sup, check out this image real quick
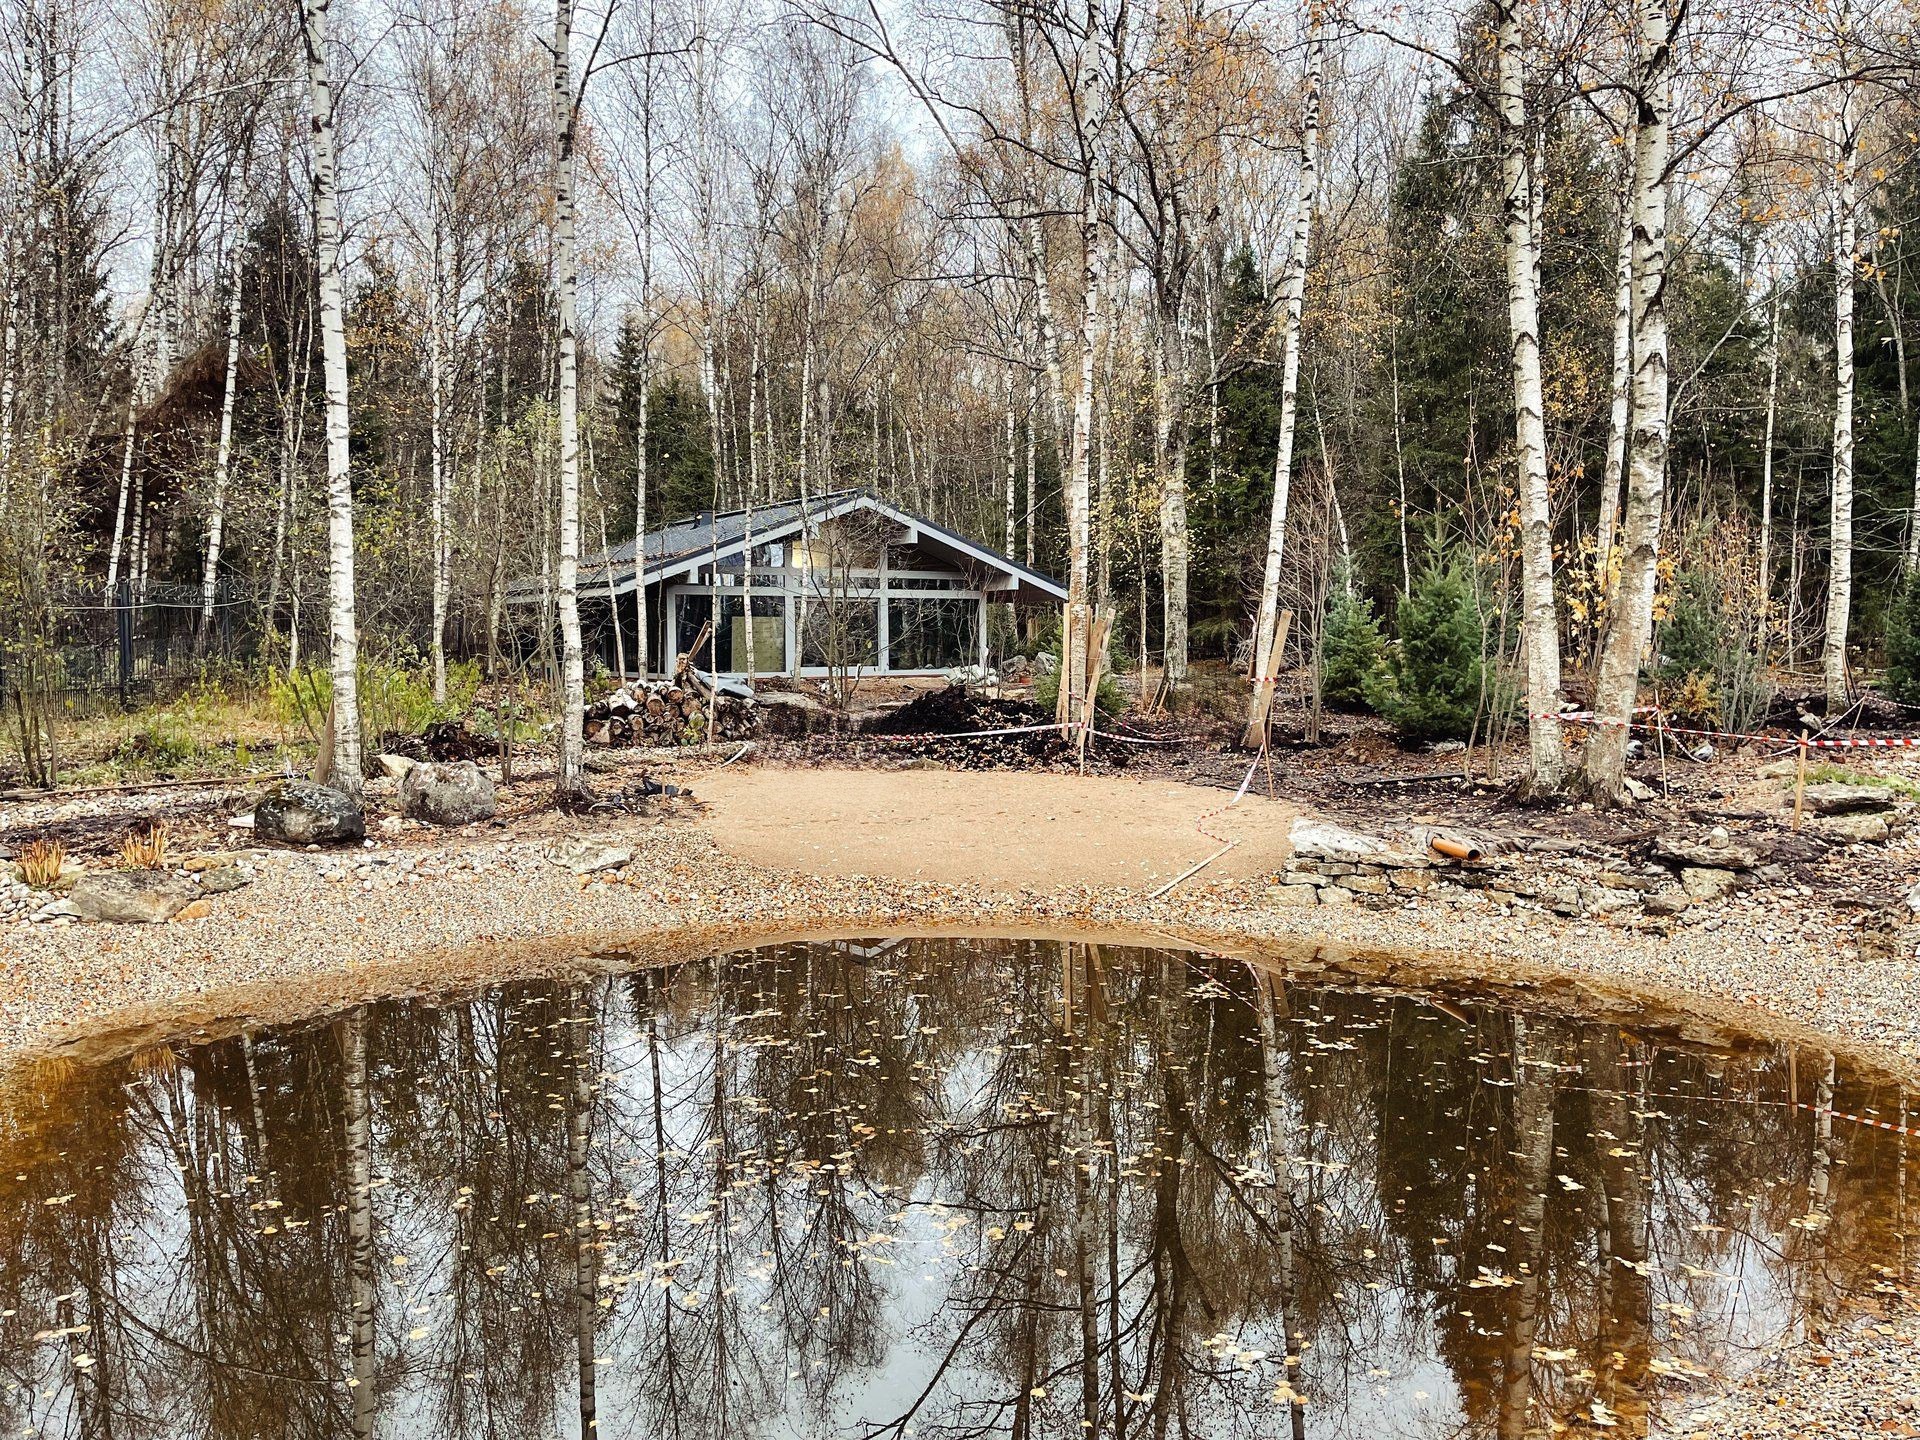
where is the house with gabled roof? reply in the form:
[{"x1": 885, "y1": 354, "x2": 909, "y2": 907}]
[{"x1": 508, "y1": 488, "x2": 1066, "y2": 679}]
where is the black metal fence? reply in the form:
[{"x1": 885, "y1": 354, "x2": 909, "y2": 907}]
[{"x1": 2, "y1": 582, "x2": 326, "y2": 712}]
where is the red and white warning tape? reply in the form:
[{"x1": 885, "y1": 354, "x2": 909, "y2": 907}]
[
  {"x1": 842, "y1": 722, "x2": 1205, "y2": 749},
  {"x1": 1796, "y1": 1101, "x2": 1917, "y2": 1137},
  {"x1": 1537, "y1": 708, "x2": 1920, "y2": 752}
]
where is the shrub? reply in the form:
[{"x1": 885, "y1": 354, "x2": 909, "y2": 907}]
[
  {"x1": 1367, "y1": 560, "x2": 1484, "y2": 742},
  {"x1": 1885, "y1": 569, "x2": 1920, "y2": 705},
  {"x1": 1320, "y1": 571, "x2": 1386, "y2": 709},
  {"x1": 1655, "y1": 564, "x2": 1771, "y2": 733},
  {"x1": 270, "y1": 658, "x2": 480, "y2": 752}
]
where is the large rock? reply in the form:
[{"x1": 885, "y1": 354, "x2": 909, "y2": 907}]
[
  {"x1": 545, "y1": 836, "x2": 633, "y2": 875},
  {"x1": 68, "y1": 870, "x2": 195, "y2": 923},
  {"x1": 255, "y1": 780, "x2": 365, "y2": 845},
  {"x1": 399, "y1": 761, "x2": 497, "y2": 826},
  {"x1": 1288, "y1": 817, "x2": 1388, "y2": 863},
  {"x1": 1679, "y1": 866, "x2": 1738, "y2": 902},
  {"x1": 1801, "y1": 782, "x2": 1897, "y2": 816},
  {"x1": 1290, "y1": 817, "x2": 1429, "y2": 870},
  {"x1": 1651, "y1": 835, "x2": 1759, "y2": 871},
  {"x1": 1811, "y1": 811, "x2": 1890, "y2": 844}
]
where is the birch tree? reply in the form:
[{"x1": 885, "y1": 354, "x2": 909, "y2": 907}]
[
  {"x1": 1577, "y1": 0, "x2": 1671, "y2": 800},
  {"x1": 299, "y1": 0, "x2": 363, "y2": 793},
  {"x1": 1822, "y1": 88, "x2": 1860, "y2": 713},
  {"x1": 1496, "y1": 0, "x2": 1562, "y2": 789},
  {"x1": 552, "y1": 0, "x2": 586, "y2": 797},
  {"x1": 1243, "y1": 18, "x2": 1321, "y2": 748}
]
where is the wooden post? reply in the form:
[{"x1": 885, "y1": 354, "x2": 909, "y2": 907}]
[
  {"x1": 1792, "y1": 731, "x2": 1809, "y2": 829},
  {"x1": 1239, "y1": 609, "x2": 1293, "y2": 751}
]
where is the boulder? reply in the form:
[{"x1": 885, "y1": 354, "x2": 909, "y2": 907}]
[
  {"x1": 1645, "y1": 888, "x2": 1691, "y2": 916},
  {"x1": 196, "y1": 865, "x2": 253, "y2": 895},
  {"x1": 1801, "y1": 782, "x2": 1897, "y2": 816},
  {"x1": 1679, "y1": 866, "x2": 1738, "y2": 902},
  {"x1": 545, "y1": 836, "x2": 634, "y2": 875},
  {"x1": 399, "y1": 761, "x2": 497, "y2": 826},
  {"x1": 1033, "y1": 651, "x2": 1059, "y2": 677},
  {"x1": 1651, "y1": 835, "x2": 1759, "y2": 871},
  {"x1": 68, "y1": 870, "x2": 196, "y2": 923},
  {"x1": 375, "y1": 753, "x2": 418, "y2": 781},
  {"x1": 1266, "y1": 883, "x2": 1320, "y2": 908},
  {"x1": 255, "y1": 781, "x2": 365, "y2": 845},
  {"x1": 1811, "y1": 811, "x2": 1890, "y2": 844},
  {"x1": 1288, "y1": 817, "x2": 1388, "y2": 863}
]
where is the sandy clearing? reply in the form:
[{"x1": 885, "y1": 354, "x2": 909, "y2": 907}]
[{"x1": 691, "y1": 765, "x2": 1298, "y2": 888}]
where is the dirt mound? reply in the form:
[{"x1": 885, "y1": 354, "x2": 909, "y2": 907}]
[
  {"x1": 378, "y1": 721, "x2": 497, "y2": 764},
  {"x1": 864, "y1": 686, "x2": 1049, "y2": 736}
]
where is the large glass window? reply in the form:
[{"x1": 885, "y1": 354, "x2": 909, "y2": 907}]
[
  {"x1": 801, "y1": 598, "x2": 879, "y2": 670},
  {"x1": 677, "y1": 593, "x2": 787, "y2": 674},
  {"x1": 888, "y1": 597, "x2": 976, "y2": 671}
]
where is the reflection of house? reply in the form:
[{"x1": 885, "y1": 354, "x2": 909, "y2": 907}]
[{"x1": 507, "y1": 489, "x2": 1066, "y2": 679}]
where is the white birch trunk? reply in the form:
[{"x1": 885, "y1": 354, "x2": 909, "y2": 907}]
[
  {"x1": 1823, "y1": 111, "x2": 1858, "y2": 712},
  {"x1": 1005, "y1": 363, "x2": 1018, "y2": 553},
  {"x1": 200, "y1": 239, "x2": 246, "y2": 627},
  {"x1": 301, "y1": 0, "x2": 363, "y2": 794},
  {"x1": 553, "y1": 0, "x2": 586, "y2": 795},
  {"x1": 1908, "y1": 422, "x2": 1920, "y2": 572},
  {"x1": 1598, "y1": 140, "x2": 1635, "y2": 585},
  {"x1": 1063, "y1": 186, "x2": 1108, "y2": 729},
  {"x1": 1243, "y1": 26, "x2": 1320, "y2": 746},
  {"x1": 428, "y1": 223, "x2": 450, "y2": 702},
  {"x1": 1156, "y1": 322, "x2": 1190, "y2": 690},
  {"x1": 106, "y1": 390, "x2": 138, "y2": 594},
  {"x1": 1498, "y1": 0, "x2": 1563, "y2": 788},
  {"x1": 1579, "y1": 0, "x2": 1671, "y2": 799}
]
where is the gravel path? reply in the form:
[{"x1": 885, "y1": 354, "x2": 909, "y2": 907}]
[{"x1": 2, "y1": 767, "x2": 1919, "y2": 1433}]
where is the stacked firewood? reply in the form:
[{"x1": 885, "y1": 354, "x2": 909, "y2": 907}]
[{"x1": 584, "y1": 676, "x2": 758, "y2": 746}]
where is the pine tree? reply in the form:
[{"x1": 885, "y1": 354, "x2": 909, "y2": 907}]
[
  {"x1": 1367, "y1": 559, "x2": 1484, "y2": 742},
  {"x1": 1321, "y1": 568, "x2": 1385, "y2": 708}
]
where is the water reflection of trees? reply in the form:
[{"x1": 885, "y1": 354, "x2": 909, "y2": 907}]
[{"x1": 0, "y1": 939, "x2": 1911, "y2": 1440}]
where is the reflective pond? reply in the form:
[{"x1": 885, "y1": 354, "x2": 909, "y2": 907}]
[{"x1": 0, "y1": 937, "x2": 1913, "y2": 1439}]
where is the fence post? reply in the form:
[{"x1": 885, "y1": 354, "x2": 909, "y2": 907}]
[{"x1": 116, "y1": 578, "x2": 133, "y2": 709}]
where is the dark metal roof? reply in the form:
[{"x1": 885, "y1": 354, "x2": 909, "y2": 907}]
[{"x1": 508, "y1": 489, "x2": 1066, "y2": 603}]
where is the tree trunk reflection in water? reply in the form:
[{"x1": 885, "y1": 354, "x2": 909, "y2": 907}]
[
  {"x1": 1498, "y1": 1015, "x2": 1553, "y2": 1440},
  {"x1": 1587, "y1": 1029, "x2": 1650, "y2": 1430},
  {"x1": 1251, "y1": 965, "x2": 1305, "y2": 1440},
  {"x1": 567, "y1": 985, "x2": 599, "y2": 1437},
  {"x1": 340, "y1": 1009, "x2": 377, "y2": 1439}
]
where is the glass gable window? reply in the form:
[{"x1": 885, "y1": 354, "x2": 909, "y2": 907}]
[
  {"x1": 676, "y1": 594, "x2": 787, "y2": 674},
  {"x1": 888, "y1": 597, "x2": 976, "y2": 671},
  {"x1": 801, "y1": 599, "x2": 879, "y2": 670}
]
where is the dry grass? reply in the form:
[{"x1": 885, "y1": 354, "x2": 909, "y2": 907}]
[
  {"x1": 118, "y1": 822, "x2": 169, "y2": 870},
  {"x1": 15, "y1": 839, "x2": 65, "y2": 889},
  {"x1": 5, "y1": 682, "x2": 302, "y2": 788}
]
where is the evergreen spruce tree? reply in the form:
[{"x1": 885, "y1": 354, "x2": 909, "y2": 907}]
[
  {"x1": 1367, "y1": 559, "x2": 1484, "y2": 741},
  {"x1": 1885, "y1": 569, "x2": 1920, "y2": 705},
  {"x1": 1320, "y1": 563, "x2": 1386, "y2": 707}
]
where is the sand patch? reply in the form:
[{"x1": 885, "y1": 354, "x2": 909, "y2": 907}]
[{"x1": 692, "y1": 765, "x2": 1297, "y2": 889}]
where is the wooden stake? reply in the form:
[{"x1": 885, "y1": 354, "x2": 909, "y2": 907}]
[
  {"x1": 1792, "y1": 731, "x2": 1809, "y2": 829},
  {"x1": 1240, "y1": 608, "x2": 1293, "y2": 751}
]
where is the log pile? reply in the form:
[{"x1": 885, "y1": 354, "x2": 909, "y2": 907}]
[{"x1": 585, "y1": 677, "x2": 758, "y2": 746}]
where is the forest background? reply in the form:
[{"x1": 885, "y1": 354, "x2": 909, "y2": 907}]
[{"x1": 2, "y1": 0, "x2": 1914, "y2": 799}]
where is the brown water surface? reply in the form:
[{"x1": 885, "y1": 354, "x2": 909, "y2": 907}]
[{"x1": 0, "y1": 936, "x2": 1912, "y2": 1438}]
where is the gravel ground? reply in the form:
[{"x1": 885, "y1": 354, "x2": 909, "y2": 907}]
[{"x1": 2, "y1": 769, "x2": 1919, "y2": 1433}]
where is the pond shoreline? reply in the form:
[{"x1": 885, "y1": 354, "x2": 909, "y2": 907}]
[
  {"x1": 1, "y1": 780, "x2": 1918, "y2": 1435},
  {"x1": 2, "y1": 778, "x2": 1917, "y2": 1081}
]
